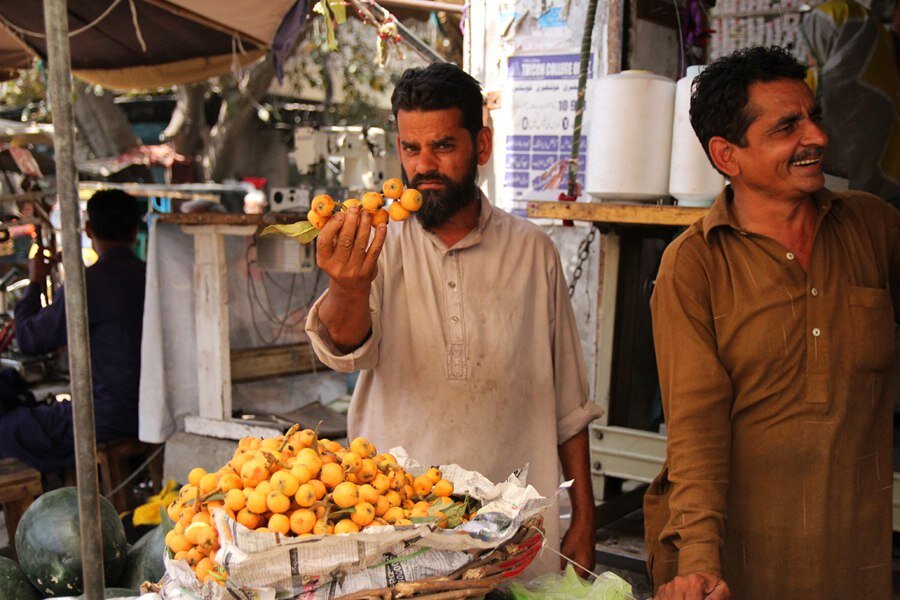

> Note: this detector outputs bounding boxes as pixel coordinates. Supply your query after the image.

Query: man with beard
[305,62,601,575]
[645,46,899,599]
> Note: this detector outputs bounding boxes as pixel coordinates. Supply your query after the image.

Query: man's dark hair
[86,189,140,242]
[391,63,485,139]
[690,46,807,171]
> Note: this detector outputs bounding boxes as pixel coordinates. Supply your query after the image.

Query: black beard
[401,158,479,231]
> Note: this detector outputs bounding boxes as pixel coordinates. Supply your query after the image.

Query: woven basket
[336,517,545,599]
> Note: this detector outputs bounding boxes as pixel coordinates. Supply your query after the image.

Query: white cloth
[306,194,602,573]
[139,220,343,443]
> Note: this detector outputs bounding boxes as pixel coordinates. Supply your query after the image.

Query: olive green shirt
[646,187,899,598]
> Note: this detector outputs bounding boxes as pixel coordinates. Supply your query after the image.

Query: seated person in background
[0,189,146,473]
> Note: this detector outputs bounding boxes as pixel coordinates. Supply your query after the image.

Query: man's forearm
[317,285,374,354]
[559,428,595,527]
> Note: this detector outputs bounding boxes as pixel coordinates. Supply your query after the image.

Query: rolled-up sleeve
[305,288,382,372]
[651,241,733,577]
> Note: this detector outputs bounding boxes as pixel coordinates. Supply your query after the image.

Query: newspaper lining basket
[336,517,545,599]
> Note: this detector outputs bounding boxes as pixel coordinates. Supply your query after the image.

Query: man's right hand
[655,573,730,600]
[315,205,388,353]
[316,205,387,292]
[28,247,56,284]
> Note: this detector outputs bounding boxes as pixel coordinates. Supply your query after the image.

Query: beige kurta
[645,187,900,598]
[306,194,601,572]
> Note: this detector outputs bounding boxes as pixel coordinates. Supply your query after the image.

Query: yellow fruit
[307,208,329,230]
[313,518,332,535]
[167,501,183,523]
[372,473,390,495]
[290,464,313,485]
[271,471,300,497]
[224,488,246,512]
[296,448,322,478]
[413,475,434,498]
[290,508,316,535]
[261,437,281,450]
[295,483,317,508]
[409,504,429,518]
[268,513,291,535]
[174,550,190,563]
[433,479,453,497]
[383,506,406,524]
[218,473,243,493]
[312,194,335,217]
[297,429,317,447]
[195,557,213,580]
[320,462,345,489]
[341,451,362,474]
[351,501,375,527]
[247,491,269,515]
[382,178,404,199]
[238,437,261,450]
[237,508,261,530]
[198,472,219,494]
[168,533,193,554]
[374,495,390,517]
[342,198,362,210]
[356,459,378,484]
[384,490,401,508]
[334,519,360,534]
[267,491,291,514]
[371,208,389,228]
[188,467,207,487]
[388,201,411,221]
[256,480,274,496]
[399,188,423,212]
[424,468,442,484]
[240,459,269,488]
[333,481,360,509]
[191,511,212,526]
[358,484,379,505]
[361,192,384,213]
[309,479,327,500]
[184,522,210,546]
[197,525,218,550]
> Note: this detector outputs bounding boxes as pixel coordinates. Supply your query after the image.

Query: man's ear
[85,221,94,240]
[476,126,492,166]
[708,136,740,178]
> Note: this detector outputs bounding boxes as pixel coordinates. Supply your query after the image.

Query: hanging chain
[568,226,597,298]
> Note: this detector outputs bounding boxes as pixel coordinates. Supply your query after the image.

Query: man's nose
[804,119,828,148]
[415,148,438,173]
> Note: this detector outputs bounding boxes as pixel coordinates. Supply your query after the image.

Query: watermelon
[117,524,165,589]
[15,487,129,597]
[0,556,41,600]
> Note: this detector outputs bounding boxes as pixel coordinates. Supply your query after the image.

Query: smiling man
[305,62,602,575]
[645,46,900,599]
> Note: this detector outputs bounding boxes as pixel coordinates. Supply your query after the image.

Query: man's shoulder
[660,219,710,268]
[833,189,896,216]
[487,204,554,244]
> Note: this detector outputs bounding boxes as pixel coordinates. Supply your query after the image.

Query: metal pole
[42,1,105,598]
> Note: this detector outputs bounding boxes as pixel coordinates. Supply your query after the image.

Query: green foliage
[0,60,48,120]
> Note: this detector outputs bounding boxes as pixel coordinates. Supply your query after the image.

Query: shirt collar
[701,185,842,243]
[420,191,493,252]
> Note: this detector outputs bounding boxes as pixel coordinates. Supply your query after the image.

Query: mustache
[790,147,824,163]
[410,171,455,187]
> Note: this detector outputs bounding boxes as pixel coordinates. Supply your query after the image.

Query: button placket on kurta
[444,250,467,380]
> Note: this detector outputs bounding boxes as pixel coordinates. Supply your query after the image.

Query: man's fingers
[704,581,730,600]
[331,207,362,263]
[361,223,388,274]
[315,211,344,264]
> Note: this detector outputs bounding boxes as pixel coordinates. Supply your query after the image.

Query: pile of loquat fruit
[164,425,469,587]
[306,178,423,230]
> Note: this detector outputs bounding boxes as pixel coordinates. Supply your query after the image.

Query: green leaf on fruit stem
[261,222,320,244]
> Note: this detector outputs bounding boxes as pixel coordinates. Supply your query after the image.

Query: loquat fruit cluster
[164,424,467,587]
[306,178,423,230]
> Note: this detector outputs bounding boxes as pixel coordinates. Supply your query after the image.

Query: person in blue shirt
[0,189,146,473]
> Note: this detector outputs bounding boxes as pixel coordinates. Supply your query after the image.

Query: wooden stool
[97,439,164,513]
[65,439,164,513]
[0,457,42,559]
